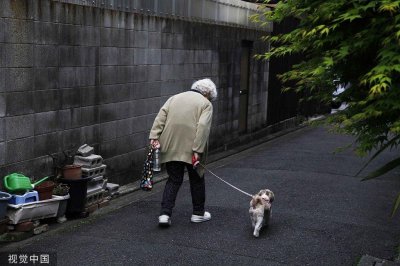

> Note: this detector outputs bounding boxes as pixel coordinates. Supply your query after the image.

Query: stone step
[106,183,120,197]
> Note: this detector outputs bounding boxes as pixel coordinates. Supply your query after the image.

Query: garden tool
[3,173,49,193]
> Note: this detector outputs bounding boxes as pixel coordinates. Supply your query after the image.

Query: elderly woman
[149,78,217,227]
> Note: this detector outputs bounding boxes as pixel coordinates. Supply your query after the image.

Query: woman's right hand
[193,152,200,161]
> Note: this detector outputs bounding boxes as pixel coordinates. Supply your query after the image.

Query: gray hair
[191,78,217,101]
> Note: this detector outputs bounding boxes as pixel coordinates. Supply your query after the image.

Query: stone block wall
[0,0,269,185]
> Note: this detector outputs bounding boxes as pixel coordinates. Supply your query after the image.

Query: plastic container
[3,173,48,193]
[0,192,12,220]
[7,195,65,224]
[8,191,39,205]
[153,149,161,171]
[56,194,70,218]
[60,177,92,216]
[35,181,55,201]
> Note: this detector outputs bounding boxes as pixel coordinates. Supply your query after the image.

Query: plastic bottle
[153,149,161,172]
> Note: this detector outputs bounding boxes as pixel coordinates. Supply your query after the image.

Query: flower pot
[35,181,56,201]
[62,165,82,180]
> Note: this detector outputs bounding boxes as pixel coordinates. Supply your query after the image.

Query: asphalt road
[1,126,400,265]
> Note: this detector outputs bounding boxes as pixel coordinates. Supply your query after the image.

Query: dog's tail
[251,196,262,208]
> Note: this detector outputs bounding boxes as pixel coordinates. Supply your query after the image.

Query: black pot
[60,177,92,217]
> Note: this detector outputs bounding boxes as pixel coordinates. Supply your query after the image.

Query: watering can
[3,173,49,193]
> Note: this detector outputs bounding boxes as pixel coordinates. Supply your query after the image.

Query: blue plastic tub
[0,191,12,219]
[9,191,39,205]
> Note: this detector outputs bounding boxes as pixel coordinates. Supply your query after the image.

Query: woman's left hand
[150,139,161,149]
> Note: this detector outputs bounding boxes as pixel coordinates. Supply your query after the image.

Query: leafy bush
[254,0,400,215]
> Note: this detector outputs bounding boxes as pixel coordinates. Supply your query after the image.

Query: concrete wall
[0,0,269,185]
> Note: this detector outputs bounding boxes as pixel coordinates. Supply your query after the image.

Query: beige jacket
[149,91,213,165]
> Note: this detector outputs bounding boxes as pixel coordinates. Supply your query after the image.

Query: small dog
[249,189,274,237]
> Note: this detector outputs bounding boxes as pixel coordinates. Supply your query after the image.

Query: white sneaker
[190,211,211,223]
[158,215,171,227]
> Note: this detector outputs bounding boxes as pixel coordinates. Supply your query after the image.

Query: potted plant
[49,149,89,218]
[53,183,69,196]
[35,179,56,201]
[48,149,82,180]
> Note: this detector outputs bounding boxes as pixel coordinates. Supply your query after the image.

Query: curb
[358,255,400,266]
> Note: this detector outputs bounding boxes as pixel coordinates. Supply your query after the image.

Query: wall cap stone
[52,0,272,32]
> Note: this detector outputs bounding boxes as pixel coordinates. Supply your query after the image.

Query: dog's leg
[253,216,263,237]
[250,215,256,229]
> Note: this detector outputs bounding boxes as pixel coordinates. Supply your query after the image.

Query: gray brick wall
[0,0,270,185]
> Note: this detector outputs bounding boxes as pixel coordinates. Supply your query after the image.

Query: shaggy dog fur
[249,189,274,237]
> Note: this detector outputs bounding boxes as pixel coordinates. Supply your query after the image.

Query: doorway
[239,40,253,133]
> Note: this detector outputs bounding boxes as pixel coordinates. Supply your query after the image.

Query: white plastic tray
[7,195,69,224]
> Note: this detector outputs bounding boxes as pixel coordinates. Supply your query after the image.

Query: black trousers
[161,161,205,216]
